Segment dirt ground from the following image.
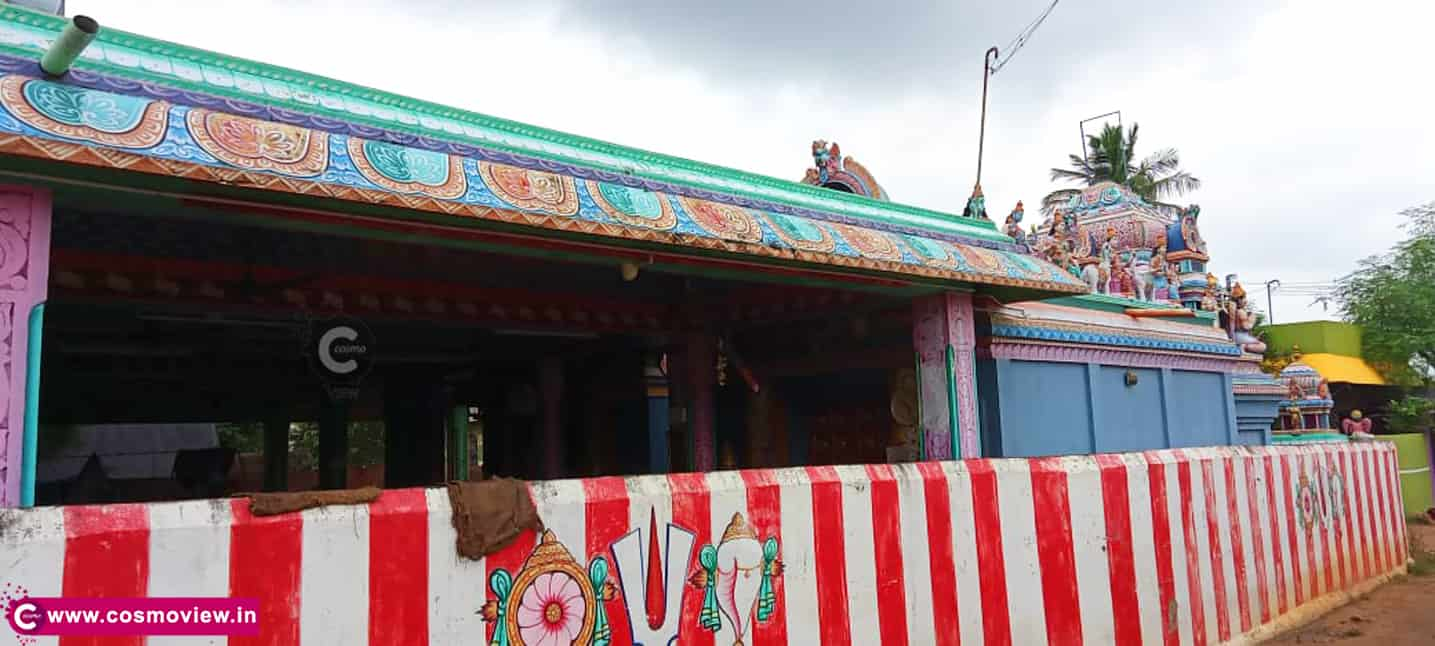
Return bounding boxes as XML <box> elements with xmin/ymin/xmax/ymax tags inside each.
<box><xmin>1263</xmin><ymin>520</ymin><xmax>1435</xmax><ymax>645</ymax></box>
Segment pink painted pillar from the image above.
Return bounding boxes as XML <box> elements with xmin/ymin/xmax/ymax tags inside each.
<box><xmin>538</xmin><ymin>356</ymin><xmax>564</xmax><ymax>479</ymax></box>
<box><xmin>0</xmin><ymin>187</ymin><xmax>51</xmax><ymax>507</ymax></box>
<box><xmin>686</xmin><ymin>333</ymin><xmax>716</xmax><ymax>472</ymax></box>
<box><xmin>912</xmin><ymin>291</ymin><xmax>979</xmax><ymax>459</ymax></box>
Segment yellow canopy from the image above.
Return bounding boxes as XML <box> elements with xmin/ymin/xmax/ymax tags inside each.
<box><xmin>1299</xmin><ymin>353</ymin><xmax>1387</xmax><ymax>385</ymax></box>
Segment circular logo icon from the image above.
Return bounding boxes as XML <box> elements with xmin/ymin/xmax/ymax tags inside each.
<box><xmin>7</xmin><ymin>598</ymin><xmax>42</xmax><ymax>634</ymax></box>
<box><xmin>306</xmin><ymin>317</ymin><xmax>375</xmax><ymax>399</ymax></box>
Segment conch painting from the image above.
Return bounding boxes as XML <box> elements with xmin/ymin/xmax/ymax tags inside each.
<box><xmin>690</xmin><ymin>513</ymin><xmax>784</xmax><ymax>646</ymax></box>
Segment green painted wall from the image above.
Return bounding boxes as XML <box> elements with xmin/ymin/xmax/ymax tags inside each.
<box><xmin>1263</xmin><ymin>321</ymin><xmax>1363</xmax><ymax>357</ymax></box>
<box><xmin>1390</xmin><ymin>433</ymin><xmax>1433</xmax><ymax>518</ymax></box>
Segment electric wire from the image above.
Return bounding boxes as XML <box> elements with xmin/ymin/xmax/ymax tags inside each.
<box><xmin>990</xmin><ymin>0</ymin><xmax>1061</xmax><ymax>74</ymax></box>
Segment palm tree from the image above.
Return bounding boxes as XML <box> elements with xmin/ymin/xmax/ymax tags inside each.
<box><xmin>1041</xmin><ymin>123</ymin><xmax>1201</xmax><ymax>216</ymax></box>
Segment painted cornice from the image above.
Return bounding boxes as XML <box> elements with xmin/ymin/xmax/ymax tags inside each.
<box><xmin>0</xmin><ymin>70</ymin><xmax>1086</xmax><ymax>292</ymax></box>
<box><xmin>0</xmin><ymin>7</ymin><xmax>1010</xmax><ymax>245</ymax></box>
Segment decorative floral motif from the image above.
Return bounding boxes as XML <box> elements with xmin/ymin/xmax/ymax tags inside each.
<box><xmin>516</xmin><ymin>572</ymin><xmax>587</xmax><ymax>646</ymax></box>
<box><xmin>829</xmin><ymin>223</ymin><xmax>903</xmax><ymax>261</ymax></box>
<box><xmin>584</xmin><ymin>180</ymin><xmax>676</xmax><ymax>230</ymax></box>
<box><xmin>1003</xmin><ymin>250</ymin><xmax>1046</xmax><ymax>278</ymax></box>
<box><xmin>957</xmin><ymin>244</ymin><xmax>1004</xmax><ymax>274</ymax></box>
<box><xmin>480</xmin><ymin>162</ymin><xmax>579</xmax><ymax>216</ymax></box>
<box><xmin>1</xmin><ymin>76</ymin><xmax>167</xmax><ymax>148</ymax></box>
<box><xmin>677</xmin><ymin>196</ymin><xmax>763</xmax><ymax>244</ymax></box>
<box><xmin>762</xmin><ymin>212</ymin><xmax>835</xmax><ymax>252</ymax></box>
<box><xmin>350</xmin><ymin>139</ymin><xmax>466</xmax><ymax>198</ymax></box>
<box><xmin>1297</xmin><ymin>471</ymin><xmax>1317</xmax><ymax>530</ymax></box>
<box><xmin>1326</xmin><ymin>467</ymin><xmax>1345</xmax><ymax>529</ymax></box>
<box><xmin>0</xmin><ymin>203</ymin><xmax>30</xmax><ymax>290</ymax></box>
<box><xmin>899</xmin><ymin>235</ymin><xmax>960</xmax><ymax>269</ymax></box>
<box><xmin>186</xmin><ymin>109</ymin><xmax>328</xmax><ymax>177</ymax></box>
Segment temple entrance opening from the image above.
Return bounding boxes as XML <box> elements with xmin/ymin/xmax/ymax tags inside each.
<box><xmin>31</xmin><ymin>189</ymin><xmax>917</xmax><ymax>504</ymax></box>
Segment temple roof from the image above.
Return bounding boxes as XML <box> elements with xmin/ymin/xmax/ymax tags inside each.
<box><xmin>0</xmin><ymin>8</ymin><xmax>1091</xmax><ymax>294</ymax></box>
<box><xmin>987</xmin><ymin>299</ymin><xmax>1243</xmax><ymax>357</ymax></box>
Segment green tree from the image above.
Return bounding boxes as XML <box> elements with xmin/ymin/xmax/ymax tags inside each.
<box><xmin>1042</xmin><ymin>123</ymin><xmax>1202</xmax><ymax>216</ymax></box>
<box><xmin>288</xmin><ymin>420</ymin><xmax>386</xmax><ymax>469</ymax></box>
<box><xmin>1386</xmin><ymin>395</ymin><xmax>1434</xmax><ymax>434</ymax></box>
<box><xmin>1336</xmin><ymin>201</ymin><xmax>1435</xmax><ymax>383</ymax></box>
<box><xmin>218</xmin><ymin>420</ymin><xmax>386</xmax><ymax>469</ymax></box>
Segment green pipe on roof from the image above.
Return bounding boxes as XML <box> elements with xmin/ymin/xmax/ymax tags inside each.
<box><xmin>38</xmin><ymin>14</ymin><xmax>97</xmax><ymax>76</ymax></box>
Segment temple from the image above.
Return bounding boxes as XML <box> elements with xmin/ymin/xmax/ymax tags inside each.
<box><xmin>0</xmin><ymin>9</ymin><xmax>1413</xmax><ymax>646</ymax></box>
<box><xmin>0</xmin><ymin>7</ymin><xmax>1284</xmax><ymax>508</ymax></box>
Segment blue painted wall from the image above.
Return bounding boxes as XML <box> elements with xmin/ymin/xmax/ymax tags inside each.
<box><xmin>1233</xmin><ymin>393</ymin><xmax>1280</xmax><ymax>446</ymax></box>
<box><xmin>1094</xmin><ymin>366</ymin><xmax>1164</xmax><ymax>453</ymax></box>
<box><xmin>983</xmin><ymin>359</ymin><xmax>1245</xmax><ymax>458</ymax></box>
<box><xmin>989</xmin><ymin>360</ymin><xmax>1091</xmax><ymax>457</ymax></box>
<box><xmin>1166</xmin><ymin>370</ymin><xmax>1235</xmax><ymax>448</ymax></box>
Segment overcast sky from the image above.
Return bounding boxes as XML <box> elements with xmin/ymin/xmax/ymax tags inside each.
<box><xmin>69</xmin><ymin>0</ymin><xmax>1435</xmax><ymax>323</ymax></box>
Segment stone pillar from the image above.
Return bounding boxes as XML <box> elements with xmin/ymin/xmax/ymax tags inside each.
<box><xmin>318</xmin><ymin>397</ymin><xmax>349</xmax><ymax>490</ymax></box>
<box><xmin>262</xmin><ymin>415</ymin><xmax>290</xmax><ymax>492</ymax></box>
<box><xmin>538</xmin><ymin>357</ymin><xmax>564</xmax><ymax>479</ymax></box>
<box><xmin>644</xmin><ymin>354</ymin><xmax>670</xmax><ymax>474</ymax></box>
<box><xmin>0</xmin><ymin>188</ymin><xmax>50</xmax><ymax>507</ymax></box>
<box><xmin>912</xmin><ymin>291</ymin><xmax>979</xmax><ymax>459</ymax></box>
<box><xmin>686</xmin><ymin>333</ymin><xmax>716</xmax><ymax>472</ymax></box>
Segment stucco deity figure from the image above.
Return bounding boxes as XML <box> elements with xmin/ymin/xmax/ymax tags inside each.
<box><xmin>963</xmin><ymin>185</ymin><xmax>989</xmax><ymax>220</ymax></box>
<box><xmin>811</xmin><ymin>140</ymin><xmax>841</xmax><ymax>184</ymax></box>
<box><xmin>1199</xmin><ymin>274</ymin><xmax>1220</xmax><ymax>311</ymax></box>
<box><xmin>1165</xmin><ymin>263</ymin><xmax>1181</xmax><ymax>303</ymax></box>
<box><xmin>1094</xmin><ymin>227</ymin><xmax>1118</xmax><ymax>294</ymax></box>
<box><xmin>1150</xmin><ymin>248</ymin><xmax>1169</xmax><ymax>300</ymax></box>
<box><xmin>1128</xmin><ymin>252</ymin><xmax>1153</xmax><ymax>301</ymax></box>
<box><xmin>1284</xmin><ymin>405</ymin><xmax>1305</xmax><ymax>431</ymax></box>
<box><xmin>1050</xmin><ymin>238</ymin><xmax>1082</xmax><ymax>280</ymax></box>
<box><xmin>1317</xmin><ymin>378</ymin><xmax>1331</xmax><ymax>400</ymax></box>
<box><xmin>1342</xmin><ymin>409</ymin><xmax>1374</xmax><ymax>438</ymax></box>
<box><xmin>1287</xmin><ymin>376</ymin><xmax>1306</xmax><ymax>401</ymax></box>
<box><xmin>1226</xmin><ymin>282</ymin><xmax>1268</xmax><ymax>353</ymax></box>
<box><xmin>1004</xmin><ymin>201</ymin><xmax>1028</xmax><ymax>248</ymax></box>
<box><xmin>1061</xmin><ymin>209</ymin><xmax>1078</xmax><ymax>237</ymax></box>
<box><xmin>1116</xmin><ymin>260</ymin><xmax>1133</xmax><ymax>296</ymax></box>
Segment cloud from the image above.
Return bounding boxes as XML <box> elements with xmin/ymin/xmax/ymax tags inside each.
<box><xmin>66</xmin><ymin>0</ymin><xmax>1435</xmax><ymax>324</ymax></box>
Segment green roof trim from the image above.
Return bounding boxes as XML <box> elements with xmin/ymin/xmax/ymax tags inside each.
<box><xmin>0</xmin><ymin>6</ymin><xmax>1007</xmax><ymax>243</ymax></box>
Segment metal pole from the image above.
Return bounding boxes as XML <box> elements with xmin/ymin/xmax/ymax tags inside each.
<box><xmin>975</xmin><ymin>46</ymin><xmax>999</xmax><ymax>189</ymax></box>
<box><xmin>1265</xmin><ymin>279</ymin><xmax>1280</xmax><ymax>324</ymax></box>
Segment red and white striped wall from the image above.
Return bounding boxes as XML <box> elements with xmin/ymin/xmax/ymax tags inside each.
<box><xmin>0</xmin><ymin>442</ymin><xmax>1409</xmax><ymax>646</ymax></box>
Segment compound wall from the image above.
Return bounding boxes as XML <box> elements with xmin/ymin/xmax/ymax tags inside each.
<box><xmin>0</xmin><ymin>443</ymin><xmax>1410</xmax><ymax>646</ymax></box>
